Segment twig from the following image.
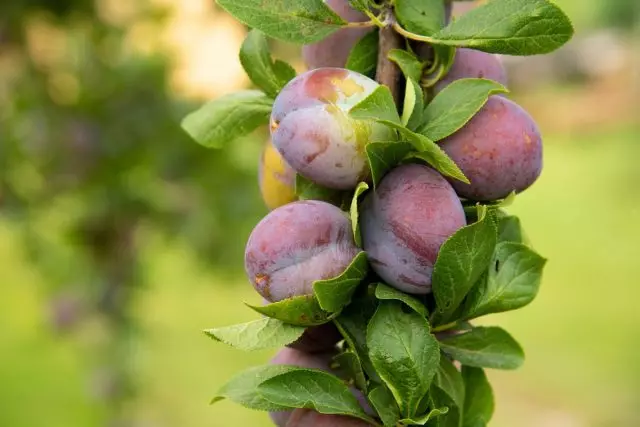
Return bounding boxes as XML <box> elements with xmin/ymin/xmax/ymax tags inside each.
<box><xmin>376</xmin><ymin>9</ymin><xmax>404</xmax><ymax>107</ymax></box>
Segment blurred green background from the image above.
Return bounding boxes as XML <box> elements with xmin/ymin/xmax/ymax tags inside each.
<box><xmin>0</xmin><ymin>1</ymin><xmax>638</xmax><ymax>426</ymax></box>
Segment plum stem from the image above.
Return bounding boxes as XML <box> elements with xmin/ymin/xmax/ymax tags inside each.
<box><xmin>376</xmin><ymin>8</ymin><xmax>404</xmax><ymax>106</ymax></box>
<box><xmin>392</xmin><ymin>22</ymin><xmax>436</xmax><ymax>44</ymax></box>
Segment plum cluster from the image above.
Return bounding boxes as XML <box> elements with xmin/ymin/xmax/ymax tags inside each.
<box><xmin>248</xmin><ymin>2</ymin><xmax>544</xmax><ymax>425</ymax></box>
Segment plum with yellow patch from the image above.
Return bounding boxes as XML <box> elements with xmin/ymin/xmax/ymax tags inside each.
<box><xmin>259</xmin><ymin>139</ymin><xmax>296</xmax><ymax>210</ymax></box>
<box><xmin>271</xmin><ymin>68</ymin><xmax>391</xmax><ymax>190</ymax></box>
<box><xmin>245</xmin><ymin>200</ymin><xmax>359</xmax><ymax>302</ymax></box>
<box><xmin>440</xmin><ymin>96</ymin><xmax>543</xmax><ymax>201</ymax></box>
<box><xmin>360</xmin><ymin>164</ymin><xmax>466</xmax><ymax>294</ymax></box>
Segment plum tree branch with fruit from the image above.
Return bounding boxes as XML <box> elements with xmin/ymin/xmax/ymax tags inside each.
<box><xmin>181</xmin><ymin>1</ymin><xmax>573</xmax><ymax>426</ymax></box>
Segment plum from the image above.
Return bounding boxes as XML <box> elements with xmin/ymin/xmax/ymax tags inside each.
<box><xmin>440</xmin><ymin>96</ymin><xmax>543</xmax><ymax>201</ymax></box>
<box><xmin>302</xmin><ymin>0</ymin><xmax>372</xmax><ymax>70</ymax></box>
<box><xmin>434</xmin><ymin>48</ymin><xmax>508</xmax><ymax>93</ymax></box>
<box><xmin>271</xmin><ymin>68</ymin><xmax>391</xmax><ymax>190</ymax></box>
<box><xmin>259</xmin><ymin>139</ymin><xmax>296</xmax><ymax>210</ymax></box>
<box><xmin>360</xmin><ymin>164</ymin><xmax>466</xmax><ymax>294</ymax></box>
<box><xmin>285</xmin><ymin>409</ymin><xmax>372</xmax><ymax>427</ymax></box>
<box><xmin>245</xmin><ymin>200</ymin><xmax>359</xmax><ymax>302</ymax></box>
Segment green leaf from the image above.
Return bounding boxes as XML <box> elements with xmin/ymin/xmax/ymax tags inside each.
<box><xmin>427</xmin><ymin>387</ymin><xmax>459</xmax><ymax>427</ymax></box>
<box><xmin>432</xmin><ymin>206</ymin><xmax>498</xmax><ymax>322</ymax></box>
<box><xmin>419</xmin><ymin>79</ymin><xmax>508</xmax><ymax>141</ymax></box>
<box><xmin>400</xmin><ymin>407</ymin><xmax>449</xmax><ymax>425</ymax></box>
<box><xmin>374</xmin><ymin>283</ymin><xmax>428</xmax><ymax>317</ymax></box>
<box><xmin>247</xmin><ymin>295</ymin><xmax>333</xmax><ymax>326</ymax></box>
<box><xmin>350</xmin><ymin>85</ymin><xmax>402</xmax><ymax>126</ymax></box>
<box><xmin>462</xmin><ymin>366</ymin><xmax>495</xmax><ymax>427</ymax></box>
<box><xmin>257</xmin><ymin>369</ymin><xmax>373</xmax><ymax>422</ymax></box>
<box><xmin>402</xmin><ymin>78</ymin><xmax>426</xmax><ymax>130</ymax></box>
<box><xmin>434</xmin><ymin>357</ymin><xmax>465</xmax><ymax>411</ymax></box>
<box><xmin>346</xmin><ymin>30</ymin><xmax>379</xmax><ymax>78</ymax></box>
<box><xmin>366</xmin><ymin>141</ymin><xmax>414</xmax><ymax>187</ymax></box>
<box><xmin>350</xmin><ymin>182</ymin><xmax>369</xmax><ymax>247</ymax></box>
<box><xmin>388</xmin><ymin>49</ymin><xmax>424</xmax><ymax>82</ymax></box>
<box><xmin>497</xmin><ymin>212</ymin><xmax>529</xmax><ymax>245</ymax></box>
<box><xmin>314</xmin><ymin>251</ymin><xmax>370</xmax><ymax>313</ymax></box>
<box><xmin>395</xmin><ymin>0</ymin><xmax>446</xmax><ymax>36</ymax></box>
<box><xmin>429</xmin><ymin>0</ymin><xmax>574</xmax><ymax>55</ymax></box>
<box><xmin>333</xmin><ymin>351</ymin><xmax>368</xmax><ymax>393</ymax></box>
<box><xmin>239</xmin><ymin>30</ymin><xmax>296</xmax><ymax>98</ymax></box>
<box><xmin>439</xmin><ymin>326</ymin><xmax>525</xmax><ymax>370</ymax></box>
<box><xmin>368</xmin><ymin>385</ymin><xmax>401</xmax><ymax>427</ymax></box>
<box><xmin>367</xmin><ymin>301</ymin><xmax>440</xmax><ymax>417</ymax></box>
<box><xmin>181</xmin><ymin>91</ymin><xmax>272</xmax><ymax>148</ymax></box>
<box><xmin>463</xmin><ymin>242</ymin><xmax>546</xmax><ymax>319</ymax></box>
<box><xmin>204</xmin><ymin>318</ymin><xmax>305</xmax><ymax>351</ymax></box>
<box><xmin>212</xmin><ymin>365</ymin><xmax>301</xmax><ymax>410</ymax></box>
<box><xmin>348</xmin><ymin>0</ymin><xmax>376</xmax><ymax>14</ymax></box>
<box><xmin>295</xmin><ymin>174</ymin><xmax>347</xmax><ymax>207</ymax></box>
<box><xmin>216</xmin><ymin>0</ymin><xmax>347</xmax><ymax>44</ymax></box>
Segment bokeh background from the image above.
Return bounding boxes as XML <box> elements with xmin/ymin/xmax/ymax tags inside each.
<box><xmin>0</xmin><ymin>1</ymin><xmax>638</xmax><ymax>426</ymax></box>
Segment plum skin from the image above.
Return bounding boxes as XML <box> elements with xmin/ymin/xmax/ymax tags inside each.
<box><xmin>302</xmin><ymin>0</ymin><xmax>372</xmax><ymax>70</ymax></box>
<box><xmin>259</xmin><ymin>139</ymin><xmax>296</xmax><ymax>211</ymax></box>
<box><xmin>271</xmin><ymin>67</ymin><xmax>391</xmax><ymax>190</ymax></box>
<box><xmin>435</xmin><ymin>48</ymin><xmax>508</xmax><ymax>93</ymax></box>
<box><xmin>245</xmin><ymin>200</ymin><xmax>359</xmax><ymax>302</ymax></box>
<box><xmin>440</xmin><ymin>96</ymin><xmax>543</xmax><ymax>201</ymax></box>
<box><xmin>360</xmin><ymin>164</ymin><xmax>466</xmax><ymax>294</ymax></box>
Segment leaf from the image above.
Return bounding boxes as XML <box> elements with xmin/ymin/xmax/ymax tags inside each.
<box><xmin>314</xmin><ymin>251</ymin><xmax>370</xmax><ymax>313</ymax></box>
<box><xmin>429</xmin><ymin>0</ymin><xmax>574</xmax><ymax>55</ymax></box>
<box><xmin>349</xmin><ymin>85</ymin><xmax>402</xmax><ymax>126</ymax></box>
<box><xmin>204</xmin><ymin>318</ymin><xmax>305</xmax><ymax>351</ymax></box>
<box><xmin>366</xmin><ymin>141</ymin><xmax>414</xmax><ymax>187</ymax></box>
<box><xmin>181</xmin><ymin>91</ymin><xmax>272</xmax><ymax>148</ymax></box>
<box><xmin>439</xmin><ymin>326</ymin><xmax>525</xmax><ymax>370</ymax></box>
<box><xmin>432</xmin><ymin>206</ymin><xmax>498</xmax><ymax>322</ymax></box>
<box><xmin>434</xmin><ymin>357</ymin><xmax>465</xmax><ymax>411</ymax></box>
<box><xmin>427</xmin><ymin>387</ymin><xmax>459</xmax><ymax>427</ymax></box>
<box><xmin>462</xmin><ymin>366</ymin><xmax>495</xmax><ymax>427</ymax></box>
<box><xmin>239</xmin><ymin>30</ymin><xmax>296</xmax><ymax>98</ymax></box>
<box><xmin>333</xmin><ymin>351</ymin><xmax>368</xmax><ymax>393</ymax></box>
<box><xmin>257</xmin><ymin>369</ymin><xmax>373</xmax><ymax>422</ymax></box>
<box><xmin>403</xmin><ymin>78</ymin><xmax>426</xmax><ymax>130</ymax></box>
<box><xmin>212</xmin><ymin>365</ymin><xmax>301</xmax><ymax>410</ymax></box>
<box><xmin>367</xmin><ymin>301</ymin><xmax>440</xmax><ymax>417</ymax></box>
<box><xmin>295</xmin><ymin>174</ymin><xmax>347</xmax><ymax>207</ymax></box>
<box><xmin>395</xmin><ymin>0</ymin><xmax>446</xmax><ymax>36</ymax></box>
<box><xmin>368</xmin><ymin>385</ymin><xmax>402</xmax><ymax>427</ymax></box>
<box><xmin>497</xmin><ymin>212</ymin><xmax>529</xmax><ymax>245</ymax></box>
<box><xmin>216</xmin><ymin>0</ymin><xmax>347</xmax><ymax>44</ymax></box>
<box><xmin>247</xmin><ymin>295</ymin><xmax>333</xmax><ymax>326</ymax></box>
<box><xmin>350</xmin><ymin>182</ymin><xmax>370</xmax><ymax>247</ymax></box>
<box><xmin>388</xmin><ymin>49</ymin><xmax>424</xmax><ymax>82</ymax></box>
<box><xmin>346</xmin><ymin>30</ymin><xmax>379</xmax><ymax>78</ymax></box>
<box><xmin>419</xmin><ymin>79</ymin><xmax>508</xmax><ymax>142</ymax></box>
<box><xmin>463</xmin><ymin>242</ymin><xmax>546</xmax><ymax>319</ymax></box>
<box><xmin>400</xmin><ymin>407</ymin><xmax>449</xmax><ymax>425</ymax></box>
<box><xmin>374</xmin><ymin>283</ymin><xmax>428</xmax><ymax>317</ymax></box>
<box><xmin>348</xmin><ymin>0</ymin><xmax>376</xmax><ymax>14</ymax></box>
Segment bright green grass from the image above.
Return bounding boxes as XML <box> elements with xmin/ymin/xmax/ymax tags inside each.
<box><xmin>1</xmin><ymin>124</ymin><xmax>638</xmax><ymax>427</ymax></box>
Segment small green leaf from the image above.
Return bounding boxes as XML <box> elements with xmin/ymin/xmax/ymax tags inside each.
<box><xmin>333</xmin><ymin>351</ymin><xmax>368</xmax><ymax>393</ymax></box>
<box><xmin>240</xmin><ymin>30</ymin><xmax>296</xmax><ymax>98</ymax></box>
<box><xmin>419</xmin><ymin>78</ymin><xmax>508</xmax><ymax>141</ymax></box>
<box><xmin>204</xmin><ymin>318</ymin><xmax>305</xmax><ymax>351</ymax></box>
<box><xmin>348</xmin><ymin>0</ymin><xmax>376</xmax><ymax>13</ymax></box>
<box><xmin>439</xmin><ymin>326</ymin><xmax>525</xmax><ymax>370</ymax></box>
<box><xmin>346</xmin><ymin>30</ymin><xmax>379</xmax><ymax>78</ymax></box>
<box><xmin>350</xmin><ymin>182</ymin><xmax>370</xmax><ymax>247</ymax></box>
<box><xmin>368</xmin><ymin>385</ymin><xmax>401</xmax><ymax>427</ymax></box>
<box><xmin>400</xmin><ymin>406</ymin><xmax>449</xmax><ymax>425</ymax></box>
<box><xmin>395</xmin><ymin>0</ymin><xmax>446</xmax><ymax>36</ymax></box>
<box><xmin>463</xmin><ymin>242</ymin><xmax>546</xmax><ymax>319</ymax></box>
<box><xmin>295</xmin><ymin>174</ymin><xmax>348</xmax><ymax>207</ymax></box>
<box><xmin>434</xmin><ymin>357</ymin><xmax>465</xmax><ymax>411</ymax></box>
<box><xmin>403</xmin><ymin>78</ymin><xmax>426</xmax><ymax>130</ymax></box>
<box><xmin>212</xmin><ymin>365</ymin><xmax>301</xmax><ymax>410</ymax></box>
<box><xmin>462</xmin><ymin>366</ymin><xmax>495</xmax><ymax>427</ymax></box>
<box><xmin>247</xmin><ymin>295</ymin><xmax>333</xmax><ymax>326</ymax></box>
<box><xmin>430</xmin><ymin>0</ymin><xmax>574</xmax><ymax>55</ymax></box>
<box><xmin>216</xmin><ymin>0</ymin><xmax>347</xmax><ymax>44</ymax></box>
<box><xmin>388</xmin><ymin>49</ymin><xmax>424</xmax><ymax>82</ymax></box>
<box><xmin>314</xmin><ymin>251</ymin><xmax>369</xmax><ymax>313</ymax></box>
<box><xmin>181</xmin><ymin>91</ymin><xmax>272</xmax><ymax>148</ymax></box>
<box><xmin>366</xmin><ymin>141</ymin><xmax>414</xmax><ymax>187</ymax></box>
<box><xmin>257</xmin><ymin>369</ymin><xmax>373</xmax><ymax>422</ymax></box>
<box><xmin>367</xmin><ymin>301</ymin><xmax>440</xmax><ymax>418</ymax></box>
<box><xmin>428</xmin><ymin>387</ymin><xmax>460</xmax><ymax>427</ymax></box>
<box><xmin>432</xmin><ymin>206</ymin><xmax>498</xmax><ymax>322</ymax></box>
<box><xmin>350</xmin><ymin>85</ymin><xmax>402</xmax><ymax>126</ymax></box>
<box><xmin>374</xmin><ymin>283</ymin><xmax>428</xmax><ymax>317</ymax></box>
<box><xmin>497</xmin><ymin>211</ymin><xmax>529</xmax><ymax>245</ymax></box>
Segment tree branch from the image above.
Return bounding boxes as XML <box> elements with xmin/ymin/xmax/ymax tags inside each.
<box><xmin>375</xmin><ymin>9</ymin><xmax>404</xmax><ymax>107</ymax></box>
